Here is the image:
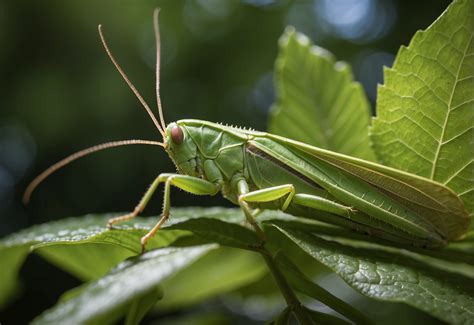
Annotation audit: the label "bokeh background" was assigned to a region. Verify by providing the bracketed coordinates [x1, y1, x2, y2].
[0, 0, 452, 323]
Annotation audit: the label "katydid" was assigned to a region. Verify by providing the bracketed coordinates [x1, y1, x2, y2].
[24, 10, 470, 252]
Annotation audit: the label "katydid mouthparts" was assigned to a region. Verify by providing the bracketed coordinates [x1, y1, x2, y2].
[24, 9, 470, 253]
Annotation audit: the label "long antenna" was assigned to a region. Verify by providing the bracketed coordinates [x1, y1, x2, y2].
[23, 139, 165, 204]
[98, 25, 165, 137]
[153, 8, 167, 132]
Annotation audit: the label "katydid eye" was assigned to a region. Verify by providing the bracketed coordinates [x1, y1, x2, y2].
[171, 125, 184, 144]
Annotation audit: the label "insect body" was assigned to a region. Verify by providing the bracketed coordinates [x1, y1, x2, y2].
[156, 119, 469, 250]
[24, 10, 470, 252]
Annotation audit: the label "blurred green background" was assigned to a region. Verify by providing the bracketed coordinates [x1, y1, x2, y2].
[0, 0, 452, 323]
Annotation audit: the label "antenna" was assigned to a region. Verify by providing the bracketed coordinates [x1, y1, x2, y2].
[23, 140, 165, 204]
[153, 8, 167, 132]
[24, 12, 171, 204]
[98, 24, 165, 137]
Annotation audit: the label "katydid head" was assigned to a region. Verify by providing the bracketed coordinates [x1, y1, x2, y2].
[164, 123, 199, 177]
[23, 9, 173, 204]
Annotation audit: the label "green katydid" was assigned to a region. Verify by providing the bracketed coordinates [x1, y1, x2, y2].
[24, 10, 470, 253]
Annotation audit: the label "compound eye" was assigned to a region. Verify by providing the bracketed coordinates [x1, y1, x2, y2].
[170, 125, 184, 144]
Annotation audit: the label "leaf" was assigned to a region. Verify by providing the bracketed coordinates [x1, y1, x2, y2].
[0, 208, 264, 308]
[0, 214, 188, 308]
[267, 306, 350, 325]
[302, 306, 351, 325]
[269, 27, 376, 161]
[0, 246, 28, 307]
[265, 217, 474, 276]
[32, 245, 217, 324]
[267, 307, 291, 325]
[0, 215, 130, 307]
[160, 312, 233, 325]
[167, 217, 260, 249]
[158, 247, 267, 309]
[370, 0, 474, 221]
[124, 287, 162, 325]
[4, 208, 473, 322]
[273, 225, 474, 325]
[34, 243, 140, 281]
[275, 253, 372, 325]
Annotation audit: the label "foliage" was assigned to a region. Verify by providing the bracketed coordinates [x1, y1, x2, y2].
[269, 27, 376, 161]
[370, 0, 474, 223]
[1, 0, 473, 323]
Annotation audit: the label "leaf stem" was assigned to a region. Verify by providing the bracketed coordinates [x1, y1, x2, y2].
[258, 247, 312, 325]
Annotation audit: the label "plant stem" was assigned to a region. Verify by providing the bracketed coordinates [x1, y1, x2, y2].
[258, 247, 312, 325]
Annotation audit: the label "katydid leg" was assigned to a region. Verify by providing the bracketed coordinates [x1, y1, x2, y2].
[140, 173, 220, 252]
[241, 184, 296, 211]
[107, 173, 220, 252]
[236, 179, 266, 242]
[239, 185, 438, 245]
[237, 182, 358, 241]
[107, 173, 168, 229]
[238, 183, 355, 219]
[292, 194, 355, 218]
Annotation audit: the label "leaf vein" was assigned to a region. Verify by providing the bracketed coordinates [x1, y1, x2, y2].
[442, 127, 473, 145]
[443, 159, 474, 185]
[451, 98, 474, 112]
[430, 33, 474, 179]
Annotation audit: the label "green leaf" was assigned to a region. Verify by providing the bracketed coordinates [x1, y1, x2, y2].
[0, 208, 264, 308]
[267, 306, 351, 325]
[274, 225, 474, 325]
[269, 27, 376, 161]
[370, 0, 474, 220]
[4, 208, 473, 322]
[158, 247, 267, 309]
[302, 306, 351, 325]
[0, 214, 188, 308]
[124, 287, 162, 325]
[266, 218, 474, 276]
[0, 215, 131, 307]
[275, 253, 372, 325]
[159, 312, 233, 325]
[267, 307, 291, 325]
[167, 217, 260, 249]
[32, 245, 216, 324]
[34, 243, 139, 281]
[0, 246, 28, 307]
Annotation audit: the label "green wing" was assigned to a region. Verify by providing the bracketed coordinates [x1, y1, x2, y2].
[265, 133, 470, 241]
[180, 120, 469, 241]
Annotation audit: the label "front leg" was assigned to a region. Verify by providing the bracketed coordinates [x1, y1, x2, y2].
[107, 173, 171, 229]
[140, 173, 220, 252]
[107, 173, 220, 253]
